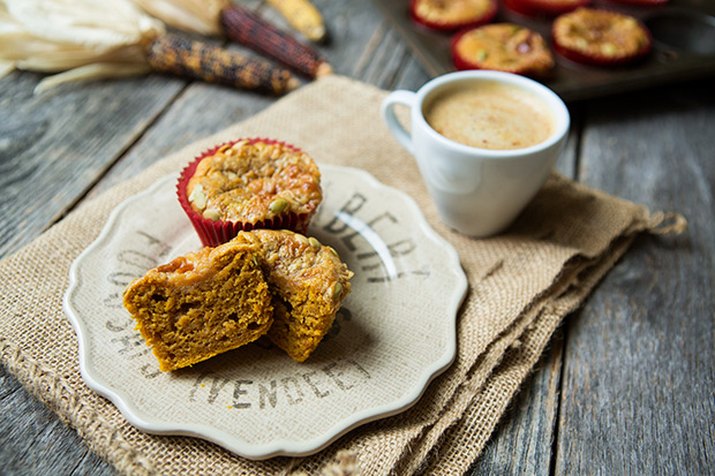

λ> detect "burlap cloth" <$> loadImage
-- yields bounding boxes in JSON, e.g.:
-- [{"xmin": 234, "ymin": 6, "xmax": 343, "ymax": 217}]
[{"xmin": 0, "ymin": 76, "xmax": 676, "ymax": 475}]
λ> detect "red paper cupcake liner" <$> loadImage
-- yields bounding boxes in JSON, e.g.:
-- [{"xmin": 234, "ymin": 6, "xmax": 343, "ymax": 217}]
[
  {"xmin": 177, "ymin": 138, "xmax": 317, "ymax": 247},
  {"xmin": 409, "ymin": 0, "xmax": 498, "ymax": 31}
]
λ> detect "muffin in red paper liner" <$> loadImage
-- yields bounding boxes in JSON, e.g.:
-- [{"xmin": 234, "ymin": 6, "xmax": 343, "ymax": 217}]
[
  {"xmin": 552, "ymin": 8, "xmax": 652, "ymax": 66},
  {"xmin": 452, "ymin": 23, "xmax": 555, "ymax": 76},
  {"xmin": 177, "ymin": 138, "xmax": 322, "ymax": 247},
  {"xmin": 504, "ymin": 0, "xmax": 591, "ymax": 17},
  {"xmin": 410, "ymin": 0, "xmax": 498, "ymax": 31}
]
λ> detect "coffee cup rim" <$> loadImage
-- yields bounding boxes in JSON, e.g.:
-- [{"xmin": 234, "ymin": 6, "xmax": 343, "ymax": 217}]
[{"xmin": 416, "ymin": 71, "xmax": 570, "ymax": 158}]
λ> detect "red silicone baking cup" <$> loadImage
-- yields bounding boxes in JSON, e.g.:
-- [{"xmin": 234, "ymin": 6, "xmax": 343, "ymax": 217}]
[
  {"xmin": 409, "ymin": 0, "xmax": 498, "ymax": 31},
  {"xmin": 177, "ymin": 138, "xmax": 317, "ymax": 247}
]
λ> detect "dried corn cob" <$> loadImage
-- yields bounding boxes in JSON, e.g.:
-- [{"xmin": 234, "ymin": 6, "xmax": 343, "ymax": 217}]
[
  {"xmin": 1, "ymin": 0, "xmax": 301, "ymax": 95},
  {"xmin": 266, "ymin": 0, "xmax": 326, "ymax": 42},
  {"xmin": 220, "ymin": 4, "xmax": 331, "ymax": 78},
  {"xmin": 145, "ymin": 34, "xmax": 299, "ymax": 95}
]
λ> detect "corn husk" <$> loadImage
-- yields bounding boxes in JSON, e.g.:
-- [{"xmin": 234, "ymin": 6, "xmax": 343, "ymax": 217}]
[
  {"xmin": 266, "ymin": 0, "xmax": 325, "ymax": 42},
  {"xmin": 132, "ymin": 0, "xmax": 227, "ymax": 36},
  {"xmin": 0, "ymin": 0, "xmax": 164, "ymax": 92}
]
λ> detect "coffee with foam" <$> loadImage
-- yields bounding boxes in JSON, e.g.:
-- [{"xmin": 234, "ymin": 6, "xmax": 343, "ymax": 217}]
[{"xmin": 424, "ymin": 81, "xmax": 554, "ymax": 151}]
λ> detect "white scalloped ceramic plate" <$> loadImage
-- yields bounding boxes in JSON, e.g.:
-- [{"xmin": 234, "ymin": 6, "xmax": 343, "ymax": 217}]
[{"xmin": 64, "ymin": 164, "xmax": 466, "ymax": 460}]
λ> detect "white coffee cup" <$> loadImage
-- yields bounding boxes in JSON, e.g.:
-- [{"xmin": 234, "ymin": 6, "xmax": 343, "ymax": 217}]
[{"xmin": 381, "ymin": 70, "xmax": 570, "ymax": 237}]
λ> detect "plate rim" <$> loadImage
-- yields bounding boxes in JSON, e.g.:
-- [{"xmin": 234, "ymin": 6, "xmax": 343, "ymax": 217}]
[{"xmin": 63, "ymin": 163, "xmax": 467, "ymax": 460}]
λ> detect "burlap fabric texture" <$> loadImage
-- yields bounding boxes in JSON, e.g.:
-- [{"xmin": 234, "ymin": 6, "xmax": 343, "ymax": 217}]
[{"xmin": 0, "ymin": 76, "xmax": 670, "ymax": 475}]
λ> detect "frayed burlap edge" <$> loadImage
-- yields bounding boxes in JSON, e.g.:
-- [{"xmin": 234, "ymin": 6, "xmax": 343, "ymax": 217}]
[
  {"xmin": 0, "ymin": 339, "xmax": 158, "ymax": 475},
  {"xmin": 404, "ymin": 233, "xmax": 639, "ymax": 475}
]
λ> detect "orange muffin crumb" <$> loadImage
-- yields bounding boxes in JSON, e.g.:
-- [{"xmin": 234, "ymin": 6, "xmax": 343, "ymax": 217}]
[
  {"xmin": 234, "ymin": 229, "xmax": 353, "ymax": 362},
  {"xmin": 123, "ymin": 241, "xmax": 273, "ymax": 372}
]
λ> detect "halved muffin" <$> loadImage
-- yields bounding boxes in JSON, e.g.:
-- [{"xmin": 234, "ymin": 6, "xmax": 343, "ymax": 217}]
[
  {"xmin": 123, "ymin": 240, "xmax": 273, "ymax": 372},
  {"xmin": 234, "ymin": 229, "xmax": 353, "ymax": 362}
]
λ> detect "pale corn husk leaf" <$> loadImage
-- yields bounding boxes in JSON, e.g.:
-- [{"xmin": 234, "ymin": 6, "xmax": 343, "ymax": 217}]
[
  {"xmin": 5, "ymin": 0, "xmax": 162, "ymax": 50},
  {"xmin": 0, "ymin": 0, "xmax": 164, "ymax": 90},
  {"xmin": 34, "ymin": 62, "xmax": 151, "ymax": 94},
  {"xmin": 0, "ymin": 60, "xmax": 14, "ymax": 79},
  {"xmin": 132, "ymin": 0, "xmax": 227, "ymax": 36}
]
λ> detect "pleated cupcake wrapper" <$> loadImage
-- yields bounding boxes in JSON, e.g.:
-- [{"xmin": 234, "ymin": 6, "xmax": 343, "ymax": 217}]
[{"xmin": 177, "ymin": 137, "xmax": 316, "ymax": 247}]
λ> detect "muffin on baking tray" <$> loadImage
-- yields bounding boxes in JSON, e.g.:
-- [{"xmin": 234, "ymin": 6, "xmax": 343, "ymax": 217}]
[
  {"xmin": 234, "ymin": 229, "xmax": 353, "ymax": 363},
  {"xmin": 123, "ymin": 240, "xmax": 273, "ymax": 372},
  {"xmin": 552, "ymin": 8, "xmax": 652, "ymax": 65},
  {"xmin": 452, "ymin": 23, "xmax": 555, "ymax": 76},
  {"xmin": 410, "ymin": 0, "xmax": 498, "ymax": 31},
  {"xmin": 504, "ymin": 0, "xmax": 590, "ymax": 17},
  {"xmin": 177, "ymin": 138, "xmax": 322, "ymax": 247}
]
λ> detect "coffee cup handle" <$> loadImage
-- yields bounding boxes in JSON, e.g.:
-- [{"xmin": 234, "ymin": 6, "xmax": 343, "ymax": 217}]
[{"xmin": 381, "ymin": 90, "xmax": 417, "ymax": 154}]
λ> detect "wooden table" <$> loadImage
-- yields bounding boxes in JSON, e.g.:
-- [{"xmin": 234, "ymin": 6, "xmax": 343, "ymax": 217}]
[{"xmin": 1, "ymin": 1, "xmax": 713, "ymax": 474}]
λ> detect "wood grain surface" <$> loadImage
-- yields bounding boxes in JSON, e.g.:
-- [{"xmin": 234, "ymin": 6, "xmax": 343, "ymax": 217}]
[
  {"xmin": 556, "ymin": 83, "xmax": 715, "ymax": 475},
  {"xmin": 1, "ymin": 1, "xmax": 713, "ymax": 474}
]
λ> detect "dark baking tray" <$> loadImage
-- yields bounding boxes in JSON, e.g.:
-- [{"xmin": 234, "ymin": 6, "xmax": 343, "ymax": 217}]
[{"xmin": 372, "ymin": 0, "xmax": 715, "ymax": 101}]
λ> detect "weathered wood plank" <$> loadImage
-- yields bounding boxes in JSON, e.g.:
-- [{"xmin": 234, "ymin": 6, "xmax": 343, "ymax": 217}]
[
  {"xmin": 555, "ymin": 79, "xmax": 715, "ymax": 475},
  {"xmin": 0, "ymin": 71, "xmax": 186, "ymax": 259},
  {"xmin": 392, "ymin": 55, "xmax": 431, "ymax": 91},
  {"xmin": 84, "ymin": 80, "xmax": 275, "ymax": 199},
  {"xmin": 0, "ymin": 69, "xmax": 185, "ymax": 476},
  {"xmin": 0, "ymin": 366, "xmax": 114, "ymax": 476},
  {"xmin": 357, "ymin": 26, "xmax": 412, "ymax": 89}
]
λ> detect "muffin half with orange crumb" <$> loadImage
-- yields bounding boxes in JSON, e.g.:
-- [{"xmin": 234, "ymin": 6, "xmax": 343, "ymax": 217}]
[
  {"xmin": 233, "ymin": 229, "xmax": 353, "ymax": 363},
  {"xmin": 123, "ymin": 240, "xmax": 273, "ymax": 372}
]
